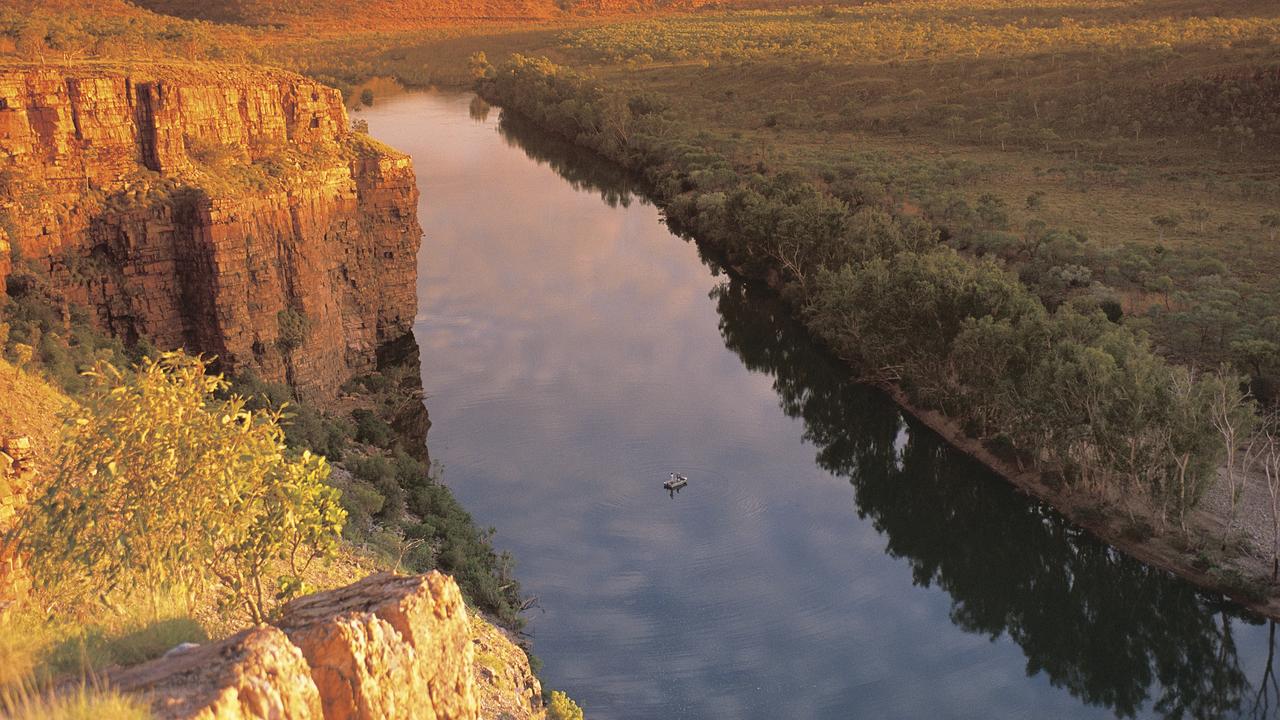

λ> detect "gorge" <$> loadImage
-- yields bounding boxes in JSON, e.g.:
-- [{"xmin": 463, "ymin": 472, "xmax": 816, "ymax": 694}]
[{"xmin": 4, "ymin": 65, "xmax": 1278, "ymax": 720}]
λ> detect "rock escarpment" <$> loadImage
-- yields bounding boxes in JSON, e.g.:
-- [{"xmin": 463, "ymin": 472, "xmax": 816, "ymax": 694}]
[
  {"xmin": 108, "ymin": 571, "xmax": 546, "ymax": 720},
  {"xmin": 0, "ymin": 63, "xmax": 421, "ymax": 400}
]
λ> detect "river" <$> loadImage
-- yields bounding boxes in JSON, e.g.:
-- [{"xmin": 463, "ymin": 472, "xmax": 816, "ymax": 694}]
[{"xmin": 359, "ymin": 90, "xmax": 1280, "ymax": 720}]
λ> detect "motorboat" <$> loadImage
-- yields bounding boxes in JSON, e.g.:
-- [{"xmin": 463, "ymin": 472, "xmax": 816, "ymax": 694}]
[{"xmin": 664, "ymin": 472, "xmax": 689, "ymax": 490}]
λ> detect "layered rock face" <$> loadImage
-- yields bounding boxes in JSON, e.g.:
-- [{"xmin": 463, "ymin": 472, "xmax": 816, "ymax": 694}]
[
  {"xmin": 107, "ymin": 572, "xmax": 545, "ymax": 720},
  {"xmin": 0, "ymin": 63, "xmax": 421, "ymax": 400}
]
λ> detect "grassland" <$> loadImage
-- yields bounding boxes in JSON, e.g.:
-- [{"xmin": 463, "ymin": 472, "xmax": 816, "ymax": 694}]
[{"xmin": 553, "ymin": 1, "xmax": 1280, "ymax": 391}]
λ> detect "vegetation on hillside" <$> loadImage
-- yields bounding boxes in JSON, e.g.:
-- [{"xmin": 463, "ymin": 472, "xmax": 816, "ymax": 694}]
[
  {"xmin": 20, "ymin": 352, "xmax": 345, "ymax": 624},
  {"xmin": 553, "ymin": 2, "xmax": 1280, "ymax": 404},
  {"xmin": 474, "ymin": 52, "xmax": 1280, "ymax": 598}
]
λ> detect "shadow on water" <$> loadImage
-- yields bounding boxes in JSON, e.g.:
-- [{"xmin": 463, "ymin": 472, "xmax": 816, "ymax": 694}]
[
  {"xmin": 715, "ymin": 277, "xmax": 1279, "ymax": 720},
  {"xmin": 496, "ymin": 111, "xmax": 644, "ymax": 210},
  {"xmin": 489, "ymin": 104, "xmax": 1280, "ymax": 719}
]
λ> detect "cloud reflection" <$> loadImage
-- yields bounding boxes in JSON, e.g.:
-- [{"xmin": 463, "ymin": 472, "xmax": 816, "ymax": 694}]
[{"xmin": 358, "ymin": 92, "xmax": 1278, "ymax": 720}]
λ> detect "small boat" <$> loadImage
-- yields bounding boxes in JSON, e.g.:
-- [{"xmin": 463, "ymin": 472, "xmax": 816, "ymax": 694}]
[{"xmin": 664, "ymin": 472, "xmax": 689, "ymax": 490}]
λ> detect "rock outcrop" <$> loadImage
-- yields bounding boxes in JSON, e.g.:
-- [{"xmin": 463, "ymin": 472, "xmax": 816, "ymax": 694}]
[
  {"xmin": 275, "ymin": 572, "xmax": 477, "ymax": 720},
  {"xmin": 108, "ymin": 626, "xmax": 323, "ymax": 720},
  {"xmin": 0, "ymin": 62, "xmax": 421, "ymax": 400},
  {"xmin": 471, "ymin": 614, "xmax": 546, "ymax": 720},
  {"xmin": 106, "ymin": 572, "xmax": 542, "ymax": 720}
]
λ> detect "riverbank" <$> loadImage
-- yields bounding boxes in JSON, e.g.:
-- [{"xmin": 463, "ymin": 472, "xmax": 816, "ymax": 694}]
[
  {"xmin": 885, "ymin": 383, "xmax": 1280, "ymax": 619},
  {"xmin": 473, "ymin": 57, "xmax": 1280, "ymax": 621}
]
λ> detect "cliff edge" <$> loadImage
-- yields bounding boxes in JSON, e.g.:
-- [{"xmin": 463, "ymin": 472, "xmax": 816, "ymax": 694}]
[
  {"xmin": 108, "ymin": 571, "xmax": 547, "ymax": 720},
  {"xmin": 0, "ymin": 62, "xmax": 421, "ymax": 400}
]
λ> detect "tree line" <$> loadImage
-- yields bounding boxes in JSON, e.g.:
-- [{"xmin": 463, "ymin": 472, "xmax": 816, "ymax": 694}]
[{"xmin": 475, "ymin": 54, "xmax": 1273, "ymax": 566}]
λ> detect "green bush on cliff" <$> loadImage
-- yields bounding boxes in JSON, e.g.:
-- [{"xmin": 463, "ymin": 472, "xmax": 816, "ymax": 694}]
[
  {"xmin": 547, "ymin": 691, "xmax": 585, "ymax": 720},
  {"xmin": 15, "ymin": 351, "xmax": 346, "ymax": 623},
  {"xmin": 2, "ymin": 266, "xmax": 133, "ymax": 394},
  {"xmin": 276, "ymin": 307, "xmax": 311, "ymax": 354},
  {"xmin": 228, "ymin": 371, "xmax": 351, "ymax": 460}
]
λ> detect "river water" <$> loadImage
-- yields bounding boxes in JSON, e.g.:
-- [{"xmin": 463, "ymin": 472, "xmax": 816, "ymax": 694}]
[{"xmin": 360, "ymin": 90, "xmax": 1280, "ymax": 720}]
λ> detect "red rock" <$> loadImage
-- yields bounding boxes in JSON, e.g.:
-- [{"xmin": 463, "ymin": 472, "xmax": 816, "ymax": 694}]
[{"xmin": 0, "ymin": 63, "xmax": 421, "ymax": 401}]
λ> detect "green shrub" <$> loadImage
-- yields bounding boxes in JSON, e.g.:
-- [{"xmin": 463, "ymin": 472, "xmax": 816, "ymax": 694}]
[
  {"xmin": 276, "ymin": 307, "xmax": 311, "ymax": 353},
  {"xmin": 352, "ymin": 408, "xmax": 394, "ymax": 448},
  {"xmin": 16, "ymin": 352, "xmax": 345, "ymax": 623},
  {"xmin": 547, "ymin": 690, "xmax": 584, "ymax": 720}
]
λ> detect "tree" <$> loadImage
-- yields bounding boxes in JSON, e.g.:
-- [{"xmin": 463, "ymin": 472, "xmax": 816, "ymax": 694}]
[
  {"xmin": 1232, "ymin": 338, "xmax": 1280, "ymax": 382},
  {"xmin": 1154, "ymin": 368, "xmax": 1224, "ymax": 531},
  {"xmin": 1246, "ymin": 414, "xmax": 1280, "ymax": 578},
  {"xmin": 468, "ymin": 51, "xmax": 492, "ymax": 81},
  {"xmin": 1152, "ymin": 213, "xmax": 1181, "ymax": 241},
  {"xmin": 976, "ymin": 193, "xmax": 1009, "ymax": 229},
  {"xmin": 16, "ymin": 21, "xmax": 46, "ymax": 62},
  {"xmin": 1190, "ymin": 206, "xmax": 1210, "ymax": 234},
  {"xmin": 16, "ymin": 352, "xmax": 345, "ymax": 622},
  {"xmin": 1208, "ymin": 369, "xmax": 1256, "ymax": 547}
]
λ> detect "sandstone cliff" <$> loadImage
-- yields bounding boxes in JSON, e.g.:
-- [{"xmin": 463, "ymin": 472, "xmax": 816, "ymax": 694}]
[
  {"xmin": 0, "ymin": 63, "xmax": 421, "ymax": 400},
  {"xmin": 108, "ymin": 571, "xmax": 547, "ymax": 720}
]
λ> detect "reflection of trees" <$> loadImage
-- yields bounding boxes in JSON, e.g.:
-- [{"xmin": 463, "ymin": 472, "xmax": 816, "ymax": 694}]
[
  {"xmin": 713, "ymin": 277, "xmax": 1266, "ymax": 719},
  {"xmin": 1252, "ymin": 622, "xmax": 1280, "ymax": 719},
  {"xmin": 497, "ymin": 110, "xmax": 642, "ymax": 210}
]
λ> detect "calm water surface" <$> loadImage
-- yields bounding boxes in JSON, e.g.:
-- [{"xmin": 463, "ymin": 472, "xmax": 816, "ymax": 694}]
[{"xmin": 360, "ymin": 91, "xmax": 1280, "ymax": 720}]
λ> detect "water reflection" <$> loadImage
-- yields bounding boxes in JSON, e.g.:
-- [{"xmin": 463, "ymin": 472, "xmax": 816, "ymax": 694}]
[
  {"xmin": 359, "ymin": 91, "xmax": 1280, "ymax": 720},
  {"xmin": 715, "ymin": 278, "xmax": 1274, "ymax": 719},
  {"xmin": 496, "ymin": 112, "xmax": 641, "ymax": 210},
  {"xmin": 495, "ymin": 102, "xmax": 1280, "ymax": 719}
]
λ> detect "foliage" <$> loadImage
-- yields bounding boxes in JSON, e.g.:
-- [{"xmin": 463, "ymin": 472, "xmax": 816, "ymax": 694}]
[
  {"xmin": 227, "ymin": 371, "xmax": 351, "ymax": 460},
  {"xmin": 480, "ymin": 54, "xmax": 1237, "ymax": 527},
  {"xmin": 546, "ymin": 690, "xmax": 584, "ymax": 720},
  {"xmin": 15, "ymin": 352, "xmax": 345, "ymax": 623},
  {"xmin": 276, "ymin": 307, "xmax": 311, "ymax": 354},
  {"xmin": 352, "ymin": 408, "xmax": 394, "ymax": 448},
  {"xmin": 1, "ymin": 268, "xmax": 133, "ymax": 393}
]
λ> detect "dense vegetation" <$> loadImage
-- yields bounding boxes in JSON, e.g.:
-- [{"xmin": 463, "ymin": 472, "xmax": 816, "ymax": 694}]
[
  {"xmin": 229, "ymin": 365, "xmax": 527, "ymax": 629},
  {"xmin": 712, "ymin": 277, "xmax": 1277, "ymax": 719},
  {"xmin": 19, "ymin": 352, "xmax": 345, "ymax": 624},
  {"xmin": 475, "ymin": 53, "xmax": 1274, "ymax": 580}
]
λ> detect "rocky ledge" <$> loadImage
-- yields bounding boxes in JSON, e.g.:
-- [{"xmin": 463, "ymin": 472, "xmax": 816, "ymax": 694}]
[
  {"xmin": 108, "ymin": 571, "xmax": 546, "ymax": 720},
  {"xmin": 0, "ymin": 62, "xmax": 421, "ymax": 400}
]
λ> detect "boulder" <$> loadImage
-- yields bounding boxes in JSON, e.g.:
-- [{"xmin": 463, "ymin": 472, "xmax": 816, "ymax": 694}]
[
  {"xmin": 275, "ymin": 571, "xmax": 478, "ymax": 720},
  {"xmin": 108, "ymin": 626, "xmax": 322, "ymax": 720}
]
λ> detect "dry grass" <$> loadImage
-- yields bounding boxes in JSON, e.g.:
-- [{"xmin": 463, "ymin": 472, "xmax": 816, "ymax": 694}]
[
  {"xmin": 0, "ymin": 684, "xmax": 150, "ymax": 720},
  {"xmin": 0, "ymin": 359, "xmax": 70, "ymax": 453}
]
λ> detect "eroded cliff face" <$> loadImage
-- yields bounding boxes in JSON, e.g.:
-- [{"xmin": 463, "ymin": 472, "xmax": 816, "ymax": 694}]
[
  {"xmin": 108, "ymin": 571, "xmax": 547, "ymax": 720},
  {"xmin": 0, "ymin": 63, "xmax": 421, "ymax": 400}
]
